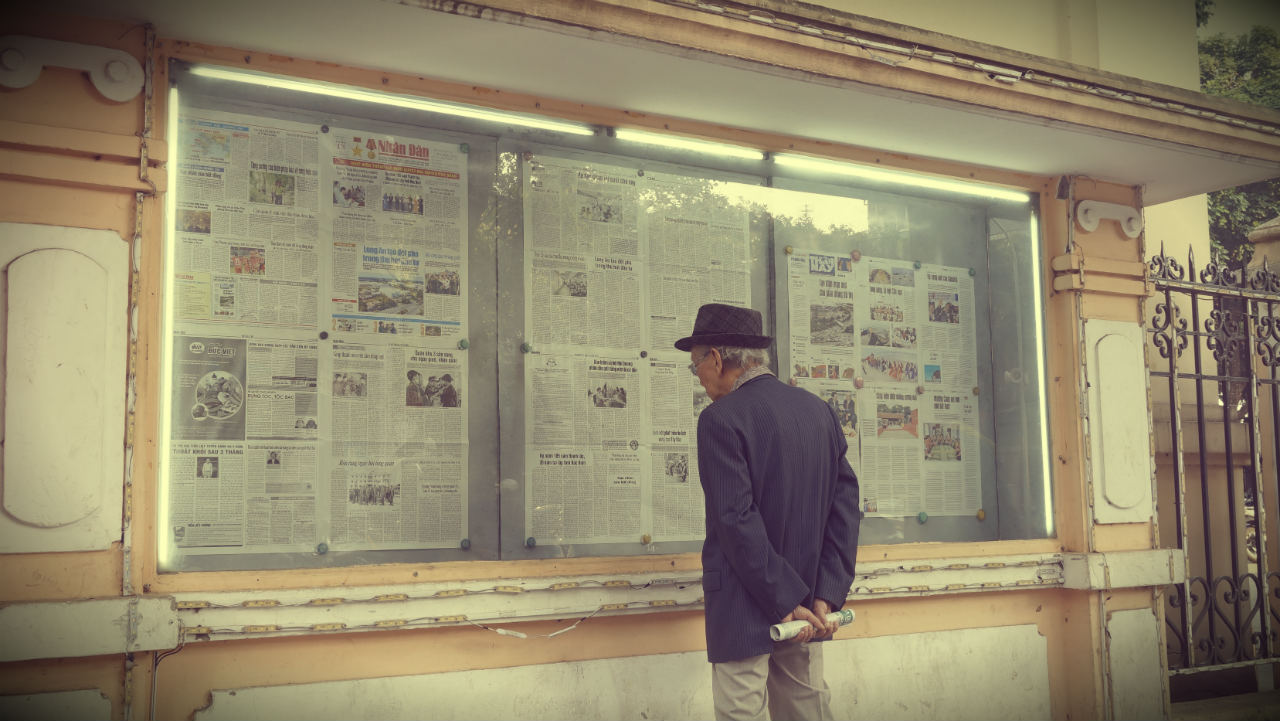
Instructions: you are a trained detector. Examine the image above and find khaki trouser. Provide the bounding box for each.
[711,643,833,721]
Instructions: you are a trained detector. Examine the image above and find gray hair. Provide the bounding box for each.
[713,345,771,370]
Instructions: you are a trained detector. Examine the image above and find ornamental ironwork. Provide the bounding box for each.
[1148,246,1280,677]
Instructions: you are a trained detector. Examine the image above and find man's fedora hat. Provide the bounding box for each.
[674,303,773,352]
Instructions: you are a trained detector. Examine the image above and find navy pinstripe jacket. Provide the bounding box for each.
[697,373,861,663]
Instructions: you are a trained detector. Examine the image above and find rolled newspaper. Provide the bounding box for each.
[769,608,855,642]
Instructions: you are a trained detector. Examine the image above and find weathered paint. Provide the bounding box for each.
[192,625,1050,721]
[0,2,1261,719]
[1085,319,1155,524]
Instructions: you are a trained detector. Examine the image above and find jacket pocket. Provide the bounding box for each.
[702,570,721,592]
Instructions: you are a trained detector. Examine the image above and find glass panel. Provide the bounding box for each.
[159,62,1051,571]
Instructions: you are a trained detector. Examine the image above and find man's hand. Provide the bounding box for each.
[780,604,825,644]
[812,598,839,640]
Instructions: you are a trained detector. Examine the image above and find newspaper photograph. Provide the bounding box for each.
[174,109,320,328]
[326,129,467,340]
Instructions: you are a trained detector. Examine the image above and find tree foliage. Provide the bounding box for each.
[1197,11,1280,268]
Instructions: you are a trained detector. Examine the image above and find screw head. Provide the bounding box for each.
[105,59,129,82]
[316,542,329,555]
[525,537,537,548]
[1,48,25,72]
[457,339,469,350]
[460,538,471,550]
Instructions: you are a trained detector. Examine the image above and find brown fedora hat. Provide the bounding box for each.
[674,303,772,351]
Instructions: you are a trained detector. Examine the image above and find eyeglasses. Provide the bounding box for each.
[689,349,714,376]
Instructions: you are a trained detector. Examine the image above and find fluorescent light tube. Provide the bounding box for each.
[1028,210,1053,536]
[188,65,595,136]
[614,128,765,160]
[773,153,1030,203]
[158,85,180,570]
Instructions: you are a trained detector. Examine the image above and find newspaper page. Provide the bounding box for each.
[921,391,981,515]
[328,342,467,550]
[166,335,320,553]
[326,129,467,340]
[173,109,320,328]
[525,351,645,544]
[648,354,710,541]
[645,172,751,349]
[857,387,923,516]
[787,249,860,381]
[784,250,982,518]
[524,156,644,350]
[167,107,472,559]
[919,264,978,389]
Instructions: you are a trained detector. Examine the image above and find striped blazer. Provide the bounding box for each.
[697,373,861,663]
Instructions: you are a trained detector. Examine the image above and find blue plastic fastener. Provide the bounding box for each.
[316,542,329,555]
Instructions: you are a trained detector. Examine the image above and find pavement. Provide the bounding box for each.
[1171,691,1280,720]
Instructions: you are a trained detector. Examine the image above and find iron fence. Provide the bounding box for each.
[1149,247,1280,677]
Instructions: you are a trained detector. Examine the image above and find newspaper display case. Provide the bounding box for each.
[159,62,1049,571]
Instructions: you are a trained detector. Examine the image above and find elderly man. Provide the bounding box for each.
[675,302,861,721]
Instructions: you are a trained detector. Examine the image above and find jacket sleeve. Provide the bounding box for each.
[814,410,862,608]
[698,409,810,621]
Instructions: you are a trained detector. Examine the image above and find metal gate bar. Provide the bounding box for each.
[1149,248,1280,674]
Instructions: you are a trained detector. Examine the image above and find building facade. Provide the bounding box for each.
[3,1,1279,719]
